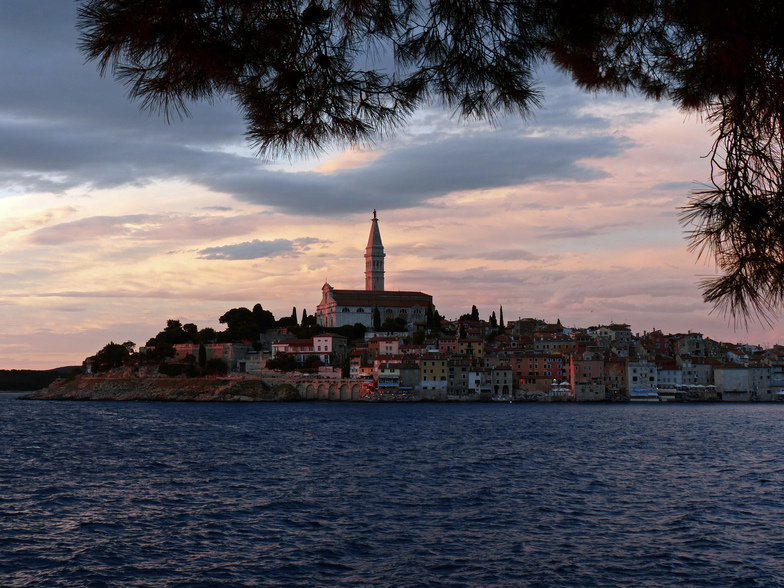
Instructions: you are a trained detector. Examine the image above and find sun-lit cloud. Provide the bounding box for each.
[313,147,383,173]
[0,205,77,236]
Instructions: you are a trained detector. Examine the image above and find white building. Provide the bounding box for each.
[627,360,658,393]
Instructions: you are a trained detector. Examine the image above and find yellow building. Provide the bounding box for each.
[458,338,485,359]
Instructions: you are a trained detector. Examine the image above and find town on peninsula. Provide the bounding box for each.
[23,212,784,403]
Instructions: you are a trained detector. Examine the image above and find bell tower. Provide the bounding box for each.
[365,209,385,291]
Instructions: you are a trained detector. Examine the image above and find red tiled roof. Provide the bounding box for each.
[331,289,432,307]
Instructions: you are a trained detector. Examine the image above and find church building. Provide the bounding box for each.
[316,211,433,329]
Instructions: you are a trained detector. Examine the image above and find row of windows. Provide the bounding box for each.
[340,307,423,315]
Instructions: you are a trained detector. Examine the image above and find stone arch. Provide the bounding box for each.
[305,384,316,400]
[329,383,340,400]
[317,383,327,400]
[339,384,350,400]
[272,383,300,401]
[351,384,361,400]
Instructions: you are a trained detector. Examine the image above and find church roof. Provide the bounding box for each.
[367,210,383,249]
[331,289,431,307]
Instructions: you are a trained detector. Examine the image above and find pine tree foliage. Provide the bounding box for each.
[78,0,541,157]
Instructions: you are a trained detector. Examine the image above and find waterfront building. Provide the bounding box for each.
[490,366,514,398]
[713,363,752,400]
[627,359,658,393]
[419,354,448,398]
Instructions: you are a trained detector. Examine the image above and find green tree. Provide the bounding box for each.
[198,327,217,343]
[303,355,323,369]
[380,317,407,332]
[203,357,229,376]
[251,303,276,331]
[198,343,207,368]
[490,311,498,329]
[499,305,504,329]
[471,305,479,321]
[267,353,298,372]
[183,323,199,341]
[432,308,443,330]
[372,306,381,331]
[78,0,784,321]
[221,306,272,341]
[92,340,135,372]
[141,342,175,362]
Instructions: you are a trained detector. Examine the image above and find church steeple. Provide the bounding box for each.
[365,209,385,291]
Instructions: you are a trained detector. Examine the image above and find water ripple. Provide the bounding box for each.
[3,399,784,586]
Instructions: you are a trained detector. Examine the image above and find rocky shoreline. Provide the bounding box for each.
[19,375,302,402]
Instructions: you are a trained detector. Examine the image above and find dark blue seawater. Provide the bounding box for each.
[3,394,784,587]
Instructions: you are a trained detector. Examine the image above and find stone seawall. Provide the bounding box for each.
[20,376,302,402]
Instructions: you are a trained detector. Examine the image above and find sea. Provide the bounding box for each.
[2,393,784,587]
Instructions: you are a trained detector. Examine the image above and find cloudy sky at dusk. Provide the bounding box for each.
[1,1,779,369]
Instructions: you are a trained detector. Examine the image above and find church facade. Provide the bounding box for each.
[316,212,433,329]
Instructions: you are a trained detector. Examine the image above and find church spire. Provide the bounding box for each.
[365,209,385,291]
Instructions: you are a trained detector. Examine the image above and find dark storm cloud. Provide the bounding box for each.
[210,130,632,215]
[196,237,327,260]
[197,238,295,260]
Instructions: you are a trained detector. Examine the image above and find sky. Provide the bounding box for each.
[1,1,781,370]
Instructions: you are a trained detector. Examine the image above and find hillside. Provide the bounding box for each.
[0,367,79,391]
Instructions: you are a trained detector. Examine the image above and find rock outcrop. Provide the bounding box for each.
[20,374,301,402]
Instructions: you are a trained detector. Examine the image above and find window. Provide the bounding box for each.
[356,308,365,313]
[342,307,350,312]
